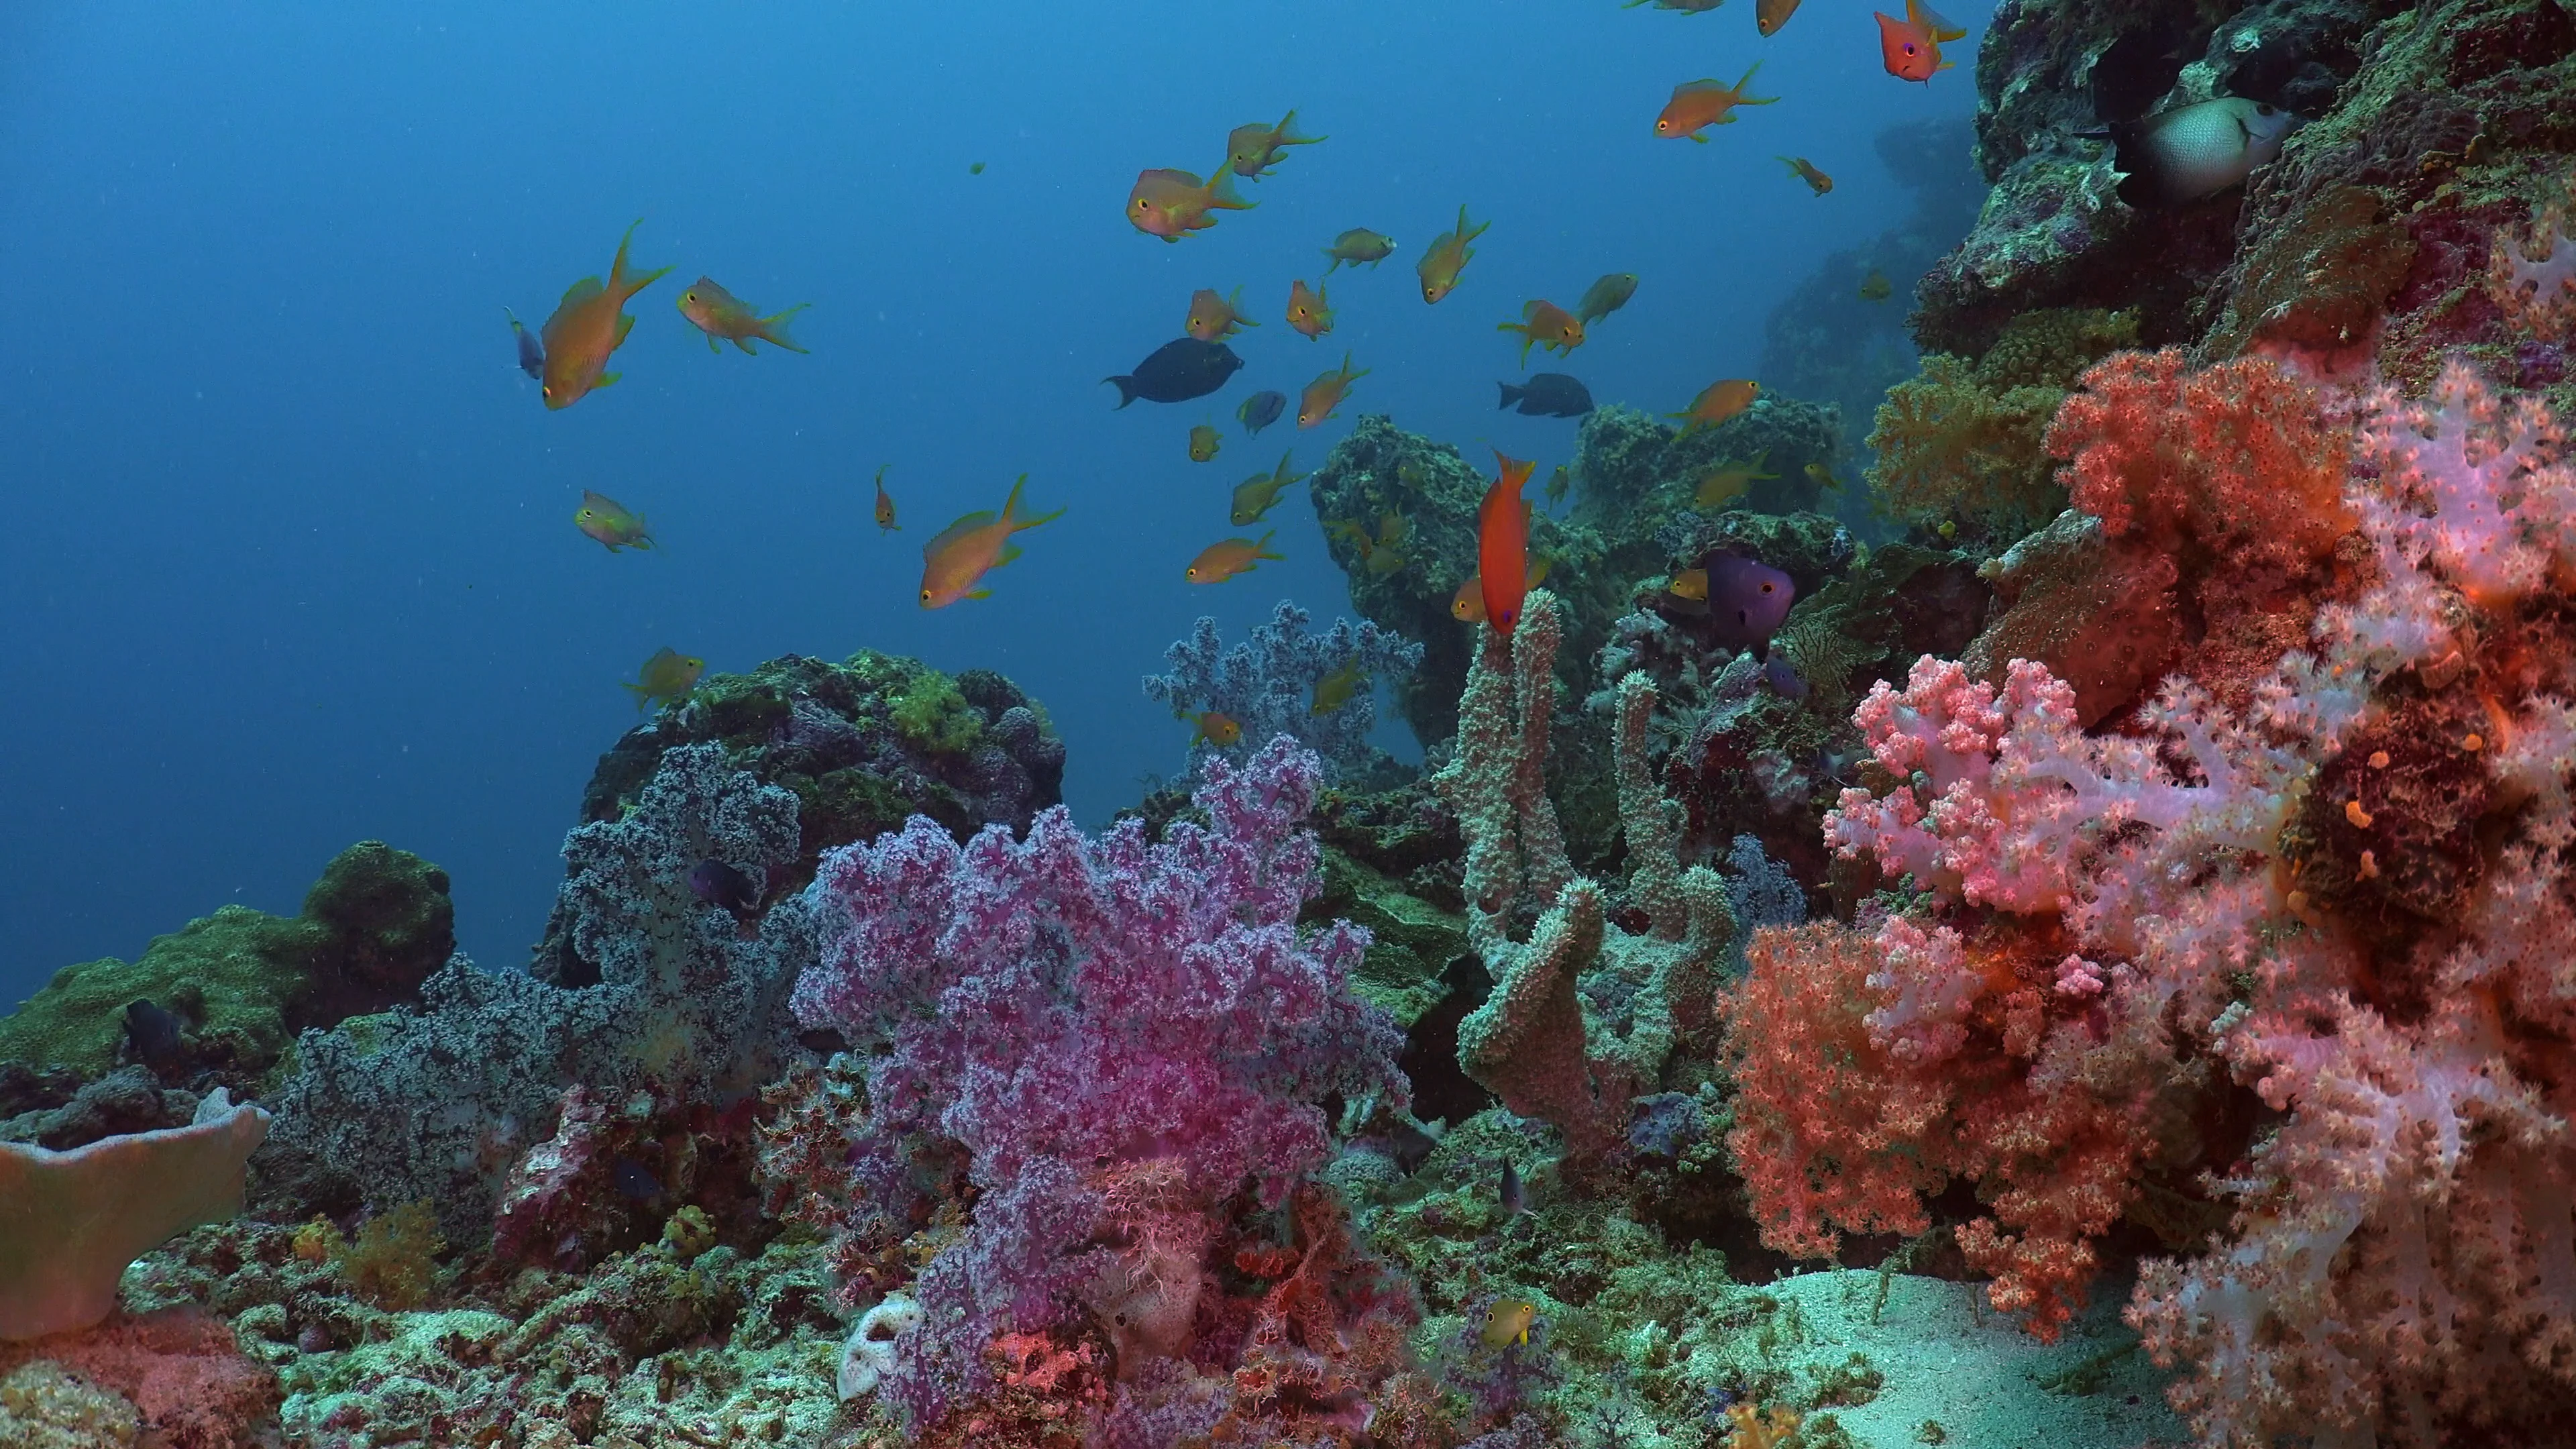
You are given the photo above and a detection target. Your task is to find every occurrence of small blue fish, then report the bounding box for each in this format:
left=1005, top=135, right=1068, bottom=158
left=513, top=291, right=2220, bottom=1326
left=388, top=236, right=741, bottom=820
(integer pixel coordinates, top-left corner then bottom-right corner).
left=1238, top=389, right=1287, bottom=435
left=1764, top=653, right=1809, bottom=701
left=611, top=1157, right=665, bottom=1203
left=1499, top=1159, right=1525, bottom=1218
left=506, top=307, right=544, bottom=380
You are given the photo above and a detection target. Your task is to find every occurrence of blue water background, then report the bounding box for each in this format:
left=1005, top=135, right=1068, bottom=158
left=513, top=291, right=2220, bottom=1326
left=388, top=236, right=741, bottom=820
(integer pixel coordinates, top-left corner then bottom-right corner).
left=0, top=0, right=1986, bottom=993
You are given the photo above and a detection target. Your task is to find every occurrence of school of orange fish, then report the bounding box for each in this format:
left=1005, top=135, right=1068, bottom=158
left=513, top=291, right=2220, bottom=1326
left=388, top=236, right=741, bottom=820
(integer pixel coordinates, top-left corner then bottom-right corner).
left=519, top=0, right=1970, bottom=716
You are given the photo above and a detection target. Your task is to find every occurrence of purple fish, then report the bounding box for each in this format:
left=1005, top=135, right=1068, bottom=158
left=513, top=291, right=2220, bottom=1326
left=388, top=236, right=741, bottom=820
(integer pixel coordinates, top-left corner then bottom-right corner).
left=688, top=858, right=761, bottom=924
left=1706, top=554, right=1795, bottom=646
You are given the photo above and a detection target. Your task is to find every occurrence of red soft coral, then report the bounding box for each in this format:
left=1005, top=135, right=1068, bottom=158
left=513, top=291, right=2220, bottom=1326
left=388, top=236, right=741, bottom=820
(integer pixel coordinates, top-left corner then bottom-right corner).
left=2049, top=349, right=2353, bottom=578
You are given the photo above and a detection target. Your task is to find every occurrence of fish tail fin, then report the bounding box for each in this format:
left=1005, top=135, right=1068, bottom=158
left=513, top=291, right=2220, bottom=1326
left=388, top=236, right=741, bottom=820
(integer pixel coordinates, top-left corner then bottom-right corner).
left=621, top=681, right=651, bottom=709
left=1498, top=382, right=1523, bottom=409
left=1322, top=250, right=1341, bottom=274
left=1912, top=0, right=1967, bottom=40
left=759, top=303, right=812, bottom=353
left=1103, top=375, right=1139, bottom=409
left=1205, top=165, right=1254, bottom=211
left=1279, top=109, right=1326, bottom=145
left=1737, top=59, right=1778, bottom=103
left=1227, top=284, right=1259, bottom=325
left=1256, top=529, right=1283, bottom=560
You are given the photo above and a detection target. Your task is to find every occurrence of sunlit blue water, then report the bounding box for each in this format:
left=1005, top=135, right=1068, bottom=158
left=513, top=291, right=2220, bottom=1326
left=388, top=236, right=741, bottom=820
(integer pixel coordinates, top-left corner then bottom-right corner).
left=0, top=0, right=1986, bottom=989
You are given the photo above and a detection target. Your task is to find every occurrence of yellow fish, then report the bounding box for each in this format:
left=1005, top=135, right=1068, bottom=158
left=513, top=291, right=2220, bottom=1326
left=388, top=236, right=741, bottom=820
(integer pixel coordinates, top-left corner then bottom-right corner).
left=1756, top=0, right=1804, bottom=35
left=1544, top=464, right=1572, bottom=507
left=1499, top=300, right=1585, bottom=367
left=1670, top=568, right=1708, bottom=601
left=1482, top=1299, right=1540, bottom=1349
left=1186, top=286, right=1258, bottom=342
left=1322, top=228, right=1396, bottom=274
left=873, top=464, right=900, bottom=531
left=1189, top=710, right=1243, bottom=747
left=676, top=276, right=810, bottom=354
left=1189, top=424, right=1223, bottom=463
left=1804, top=460, right=1847, bottom=492
left=574, top=490, right=653, bottom=552
left=1311, top=656, right=1366, bottom=715
left=1695, top=451, right=1778, bottom=508
left=1416, top=204, right=1491, bottom=305
left=1226, top=109, right=1327, bottom=179
left=1287, top=278, right=1334, bottom=339
left=1858, top=269, right=1894, bottom=301
left=1128, top=165, right=1254, bottom=242
left=919, top=474, right=1064, bottom=608
left=1298, top=353, right=1369, bottom=427
left=1574, top=272, right=1639, bottom=325
left=1671, top=378, right=1761, bottom=433
left=623, top=647, right=704, bottom=712
left=1778, top=156, right=1833, bottom=195
left=1185, top=531, right=1283, bottom=584
left=540, top=219, right=673, bottom=409
left=1230, top=452, right=1308, bottom=526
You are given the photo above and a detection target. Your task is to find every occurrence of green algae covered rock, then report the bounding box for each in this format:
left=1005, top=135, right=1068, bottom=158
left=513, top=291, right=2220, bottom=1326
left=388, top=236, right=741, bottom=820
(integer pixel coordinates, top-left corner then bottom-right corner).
left=567, top=649, right=1065, bottom=899
left=0, top=842, right=453, bottom=1082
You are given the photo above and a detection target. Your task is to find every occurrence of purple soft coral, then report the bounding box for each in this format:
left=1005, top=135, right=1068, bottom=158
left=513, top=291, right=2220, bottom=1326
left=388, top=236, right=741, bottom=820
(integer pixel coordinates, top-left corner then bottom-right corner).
left=792, top=735, right=1408, bottom=1426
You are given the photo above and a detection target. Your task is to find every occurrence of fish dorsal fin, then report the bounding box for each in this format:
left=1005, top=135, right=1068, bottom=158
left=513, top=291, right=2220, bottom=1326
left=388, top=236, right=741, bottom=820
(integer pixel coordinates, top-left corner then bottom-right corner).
left=926, top=511, right=998, bottom=558
left=1676, top=78, right=1730, bottom=96
left=559, top=275, right=604, bottom=309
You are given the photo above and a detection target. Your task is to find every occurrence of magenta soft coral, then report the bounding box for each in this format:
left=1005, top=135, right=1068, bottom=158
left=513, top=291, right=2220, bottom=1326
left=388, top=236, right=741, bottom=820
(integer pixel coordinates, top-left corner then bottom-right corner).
left=792, top=736, right=1407, bottom=1432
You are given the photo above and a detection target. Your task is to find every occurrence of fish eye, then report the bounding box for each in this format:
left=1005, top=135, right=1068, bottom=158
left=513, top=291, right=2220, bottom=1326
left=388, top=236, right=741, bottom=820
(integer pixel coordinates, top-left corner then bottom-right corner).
left=1761, top=582, right=1776, bottom=594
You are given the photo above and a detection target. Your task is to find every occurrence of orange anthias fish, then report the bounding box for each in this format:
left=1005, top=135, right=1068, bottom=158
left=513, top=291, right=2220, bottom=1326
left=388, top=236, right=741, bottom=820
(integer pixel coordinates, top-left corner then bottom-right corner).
left=1128, top=164, right=1255, bottom=243
left=1671, top=378, right=1762, bottom=433
left=1185, top=286, right=1258, bottom=342
left=1499, top=301, right=1585, bottom=367
left=1299, top=353, right=1369, bottom=427
left=1779, top=156, right=1833, bottom=195
left=1654, top=62, right=1778, bottom=142
left=1287, top=279, right=1334, bottom=339
left=1417, top=204, right=1491, bottom=305
left=1756, top=0, right=1803, bottom=34
left=1451, top=554, right=1550, bottom=623
left=540, top=219, right=673, bottom=409
left=919, top=474, right=1064, bottom=608
left=1185, top=531, right=1283, bottom=584
left=1227, top=109, right=1327, bottom=179
left=1479, top=451, right=1538, bottom=638
left=1878, top=0, right=1967, bottom=82
left=871, top=465, right=899, bottom=531
left=676, top=276, right=810, bottom=355
left=1188, top=709, right=1243, bottom=747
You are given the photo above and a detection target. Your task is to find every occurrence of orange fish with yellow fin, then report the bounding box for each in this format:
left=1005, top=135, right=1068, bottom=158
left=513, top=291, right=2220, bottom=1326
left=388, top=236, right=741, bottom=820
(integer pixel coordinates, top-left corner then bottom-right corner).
left=918, top=475, right=1063, bottom=608
left=1654, top=62, right=1777, bottom=142
left=539, top=219, right=672, bottom=409
left=1128, top=164, right=1254, bottom=242
left=1877, top=0, right=1967, bottom=82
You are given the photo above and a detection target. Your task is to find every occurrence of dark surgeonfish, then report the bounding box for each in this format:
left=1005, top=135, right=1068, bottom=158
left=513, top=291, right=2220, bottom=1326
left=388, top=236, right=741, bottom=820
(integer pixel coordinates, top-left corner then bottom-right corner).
left=688, top=858, right=763, bottom=928
left=1104, top=338, right=1244, bottom=407
left=124, top=999, right=185, bottom=1068
left=506, top=307, right=544, bottom=379
left=1497, top=373, right=1594, bottom=417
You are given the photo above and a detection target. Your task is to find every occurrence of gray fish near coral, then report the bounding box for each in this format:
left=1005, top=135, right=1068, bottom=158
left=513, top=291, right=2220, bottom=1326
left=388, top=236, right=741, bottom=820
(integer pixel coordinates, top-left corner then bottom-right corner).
left=123, top=999, right=184, bottom=1068
left=1238, top=388, right=1287, bottom=435
left=1496, top=373, right=1594, bottom=417
left=2112, top=97, right=2302, bottom=208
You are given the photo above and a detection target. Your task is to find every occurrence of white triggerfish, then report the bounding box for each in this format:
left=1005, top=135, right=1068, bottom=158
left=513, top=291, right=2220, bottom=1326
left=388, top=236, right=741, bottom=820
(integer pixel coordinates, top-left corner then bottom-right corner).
left=2114, top=97, right=2304, bottom=207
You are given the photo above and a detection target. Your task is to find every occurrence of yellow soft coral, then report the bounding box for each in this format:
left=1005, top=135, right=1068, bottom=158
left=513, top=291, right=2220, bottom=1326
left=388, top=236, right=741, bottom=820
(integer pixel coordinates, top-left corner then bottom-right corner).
left=1866, top=309, right=2137, bottom=543
left=1723, top=1402, right=1804, bottom=1448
